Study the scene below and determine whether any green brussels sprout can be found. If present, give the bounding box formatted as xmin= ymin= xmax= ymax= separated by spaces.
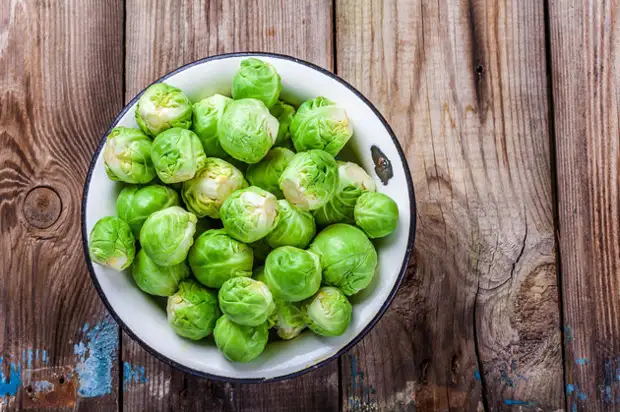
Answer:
xmin=103 ymin=127 xmax=156 ymax=184
xmin=116 ymin=184 xmax=180 ymax=239
xmin=220 ymin=186 xmax=279 ymax=243
xmin=264 ymin=246 xmax=321 ymax=302
xmin=218 ymin=98 xmax=279 ymax=164
xmin=232 ymin=58 xmax=282 ymax=108
xmin=314 ymin=161 xmax=376 ymax=226
xmin=273 ymin=299 xmax=305 ymax=340
xmin=266 ymin=199 xmax=316 ymax=249
xmin=218 ymin=277 xmax=275 ymax=326
xmin=88 ymin=216 xmax=136 ymax=271
xmin=245 ymin=147 xmax=294 ymax=199
xmin=290 ymin=97 xmax=352 ymax=156
xmin=188 ymin=229 xmax=253 ymax=288
xmin=167 ymin=280 xmax=220 ymax=340
xmin=354 ymin=192 xmax=399 ymax=238
xmin=249 ymin=239 xmax=272 ymax=264
xmin=279 ymin=150 xmax=338 ymax=211
xmin=302 ymin=286 xmax=352 ymax=337
xmin=140 ymin=206 xmax=197 ymax=266
xmin=270 ymin=100 xmax=296 ymax=146
xmin=308 ymin=224 xmax=377 ymax=296
xmin=181 ymin=158 xmax=248 ymax=218
xmin=132 ymin=249 xmax=189 ymax=296
xmin=213 ymin=316 xmax=269 ymax=362
xmin=135 ymin=83 xmax=192 ymax=136
xmin=192 ymin=94 xmax=232 ymax=157
xmin=151 ymin=128 xmax=207 ymax=184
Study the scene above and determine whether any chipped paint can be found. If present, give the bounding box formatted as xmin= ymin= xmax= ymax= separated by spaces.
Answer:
xmin=575 ymin=358 xmax=589 ymax=365
xmin=123 ymin=362 xmax=148 ymax=388
xmin=504 ymin=399 xmax=535 ymax=406
xmin=566 ymin=384 xmax=575 ymax=395
xmin=32 ymin=380 xmax=54 ymax=393
xmin=564 ymin=326 xmax=574 ymax=343
xmin=0 ymin=358 xmax=21 ymax=397
xmin=73 ymin=315 xmax=119 ymax=398
xmin=474 ymin=370 xmax=481 ymax=380
xmin=347 ymin=355 xmax=378 ymax=411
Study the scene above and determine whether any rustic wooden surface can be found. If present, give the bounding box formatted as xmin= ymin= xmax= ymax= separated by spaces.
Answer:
xmin=2 ymin=0 xmax=619 ymax=411
xmin=0 ymin=0 xmax=124 ymax=410
xmin=549 ymin=1 xmax=620 ymax=411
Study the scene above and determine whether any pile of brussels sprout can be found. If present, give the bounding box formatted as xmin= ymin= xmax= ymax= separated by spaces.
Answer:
xmin=88 ymin=58 xmax=400 ymax=363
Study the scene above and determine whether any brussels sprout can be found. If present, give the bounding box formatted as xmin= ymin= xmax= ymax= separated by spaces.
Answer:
xmin=181 ymin=158 xmax=248 ymax=218
xmin=290 ymin=97 xmax=352 ymax=156
xmin=273 ymin=299 xmax=305 ymax=340
xmin=188 ymin=229 xmax=253 ymax=288
xmin=132 ymin=249 xmax=189 ymax=296
xmin=88 ymin=216 xmax=136 ymax=271
xmin=218 ymin=277 xmax=275 ymax=326
xmin=279 ymin=150 xmax=338 ymax=211
xmin=232 ymin=58 xmax=282 ymax=108
xmin=220 ymin=186 xmax=279 ymax=243
xmin=140 ymin=206 xmax=197 ymax=266
xmin=270 ymin=100 xmax=296 ymax=146
xmin=103 ymin=127 xmax=156 ymax=184
xmin=213 ymin=316 xmax=269 ymax=362
xmin=354 ymin=192 xmax=399 ymax=238
xmin=249 ymin=239 xmax=272 ymax=264
xmin=167 ymin=280 xmax=220 ymax=340
xmin=308 ymin=224 xmax=377 ymax=296
xmin=218 ymin=98 xmax=279 ymax=164
xmin=302 ymin=286 xmax=352 ymax=337
xmin=245 ymin=147 xmax=294 ymax=198
xmin=264 ymin=246 xmax=321 ymax=302
xmin=135 ymin=83 xmax=192 ymax=136
xmin=266 ymin=199 xmax=316 ymax=249
xmin=192 ymin=94 xmax=232 ymax=157
xmin=314 ymin=161 xmax=376 ymax=226
xmin=116 ymin=184 xmax=180 ymax=239
xmin=151 ymin=128 xmax=207 ymax=184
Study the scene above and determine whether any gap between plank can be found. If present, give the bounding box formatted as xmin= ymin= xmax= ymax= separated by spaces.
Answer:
xmin=542 ymin=2 xmax=568 ymax=412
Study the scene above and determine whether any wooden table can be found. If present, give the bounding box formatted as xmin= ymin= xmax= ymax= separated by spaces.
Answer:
xmin=1 ymin=0 xmax=618 ymax=410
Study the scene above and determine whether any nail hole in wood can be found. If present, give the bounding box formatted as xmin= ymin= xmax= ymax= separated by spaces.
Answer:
xmin=59 ymin=377 xmax=65 ymax=384
xmin=476 ymin=65 xmax=485 ymax=74
xmin=23 ymin=186 xmax=62 ymax=229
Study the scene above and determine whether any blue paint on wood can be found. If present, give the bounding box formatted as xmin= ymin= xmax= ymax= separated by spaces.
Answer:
xmin=564 ymin=326 xmax=574 ymax=343
xmin=504 ymin=399 xmax=534 ymax=406
xmin=0 ymin=358 xmax=22 ymax=398
xmin=32 ymin=380 xmax=54 ymax=393
xmin=566 ymin=384 xmax=575 ymax=395
xmin=575 ymin=358 xmax=589 ymax=365
xmin=82 ymin=323 xmax=90 ymax=333
xmin=571 ymin=403 xmax=577 ymax=412
xmin=123 ymin=362 xmax=148 ymax=388
xmin=500 ymin=366 xmax=514 ymax=387
xmin=577 ymin=392 xmax=587 ymax=401
xmin=26 ymin=348 xmax=33 ymax=369
xmin=73 ymin=315 xmax=118 ymax=398
xmin=474 ymin=370 xmax=481 ymax=380
xmin=41 ymin=349 xmax=48 ymax=364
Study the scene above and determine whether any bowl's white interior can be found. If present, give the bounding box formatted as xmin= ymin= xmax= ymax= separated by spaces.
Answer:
xmin=84 ymin=55 xmax=412 ymax=380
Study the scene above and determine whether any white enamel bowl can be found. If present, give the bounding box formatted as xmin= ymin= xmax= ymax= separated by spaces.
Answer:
xmin=82 ymin=53 xmax=416 ymax=382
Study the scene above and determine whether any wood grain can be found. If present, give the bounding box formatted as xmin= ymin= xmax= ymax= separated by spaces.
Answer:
xmin=0 ymin=0 xmax=123 ymax=410
xmin=122 ymin=1 xmax=337 ymax=411
xmin=336 ymin=0 xmax=563 ymax=410
xmin=549 ymin=1 xmax=620 ymax=411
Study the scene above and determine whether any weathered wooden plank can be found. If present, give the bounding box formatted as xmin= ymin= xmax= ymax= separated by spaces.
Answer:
xmin=549 ymin=1 xmax=620 ymax=410
xmin=0 ymin=0 xmax=124 ymax=410
xmin=336 ymin=0 xmax=563 ymax=410
xmin=122 ymin=1 xmax=337 ymax=410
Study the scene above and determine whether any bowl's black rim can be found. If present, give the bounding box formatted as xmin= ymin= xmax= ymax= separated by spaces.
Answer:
xmin=81 ymin=51 xmax=417 ymax=383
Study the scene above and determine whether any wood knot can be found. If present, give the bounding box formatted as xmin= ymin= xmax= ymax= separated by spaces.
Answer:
xmin=23 ymin=186 xmax=62 ymax=229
